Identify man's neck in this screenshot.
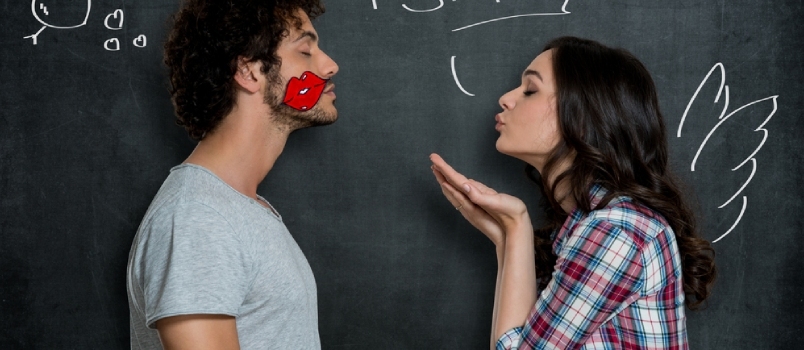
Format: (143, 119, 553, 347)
(184, 106, 290, 201)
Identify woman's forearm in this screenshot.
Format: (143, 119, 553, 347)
(491, 243, 505, 349)
(493, 216, 537, 343)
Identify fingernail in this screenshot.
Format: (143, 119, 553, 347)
(463, 184, 471, 193)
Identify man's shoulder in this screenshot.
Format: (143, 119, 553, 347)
(138, 165, 247, 231)
(155, 164, 247, 210)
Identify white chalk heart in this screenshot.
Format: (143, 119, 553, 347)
(133, 35, 147, 48)
(104, 38, 120, 51)
(104, 9, 124, 30)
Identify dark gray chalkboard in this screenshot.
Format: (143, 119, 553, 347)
(2, 0, 803, 348)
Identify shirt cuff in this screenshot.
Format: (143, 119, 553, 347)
(496, 327, 524, 350)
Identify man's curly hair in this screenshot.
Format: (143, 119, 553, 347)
(164, 0, 325, 140)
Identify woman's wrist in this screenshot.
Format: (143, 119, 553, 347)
(503, 213, 533, 240)
(495, 240, 506, 256)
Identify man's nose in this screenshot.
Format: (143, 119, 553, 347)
(319, 51, 339, 79)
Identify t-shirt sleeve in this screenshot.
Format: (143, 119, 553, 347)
(515, 217, 645, 349)
(137, 200, 250, 328)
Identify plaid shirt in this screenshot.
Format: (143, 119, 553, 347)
(497, 185, 687, 350)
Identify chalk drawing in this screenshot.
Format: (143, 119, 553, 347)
(102, 9, 147, 51)
(23, 2, 146, 50)
(103, 38, 120, 51)
(678, 62, 778, 243)
(104, 9, 123, 30)
(368, 1, 573, 96)
(452, 0, 571, 32)
(133, 35, 147, 48)
(450, 56, 475, 96)
(403, 0, 444, 13)
(24, 0, 92, 45)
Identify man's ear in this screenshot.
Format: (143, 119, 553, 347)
(233, 57, 262, 93)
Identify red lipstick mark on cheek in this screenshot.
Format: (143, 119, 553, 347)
(282, 71, 329, 111)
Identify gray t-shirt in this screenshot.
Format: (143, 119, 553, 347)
(126, 164, 320, 349)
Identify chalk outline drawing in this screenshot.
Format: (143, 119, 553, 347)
(370, 1, 572, 95)
(102, 8, 147, 51)
(402, 0, 444, 13)
(133, 35, 147, 48)
(24, 0, 92, 45)
(677, 62, 778, 243)
(449, 0, 571, 95)
(450, 56, 474, 96)
(374, 1, 572, 30)
(104, 38, 120, 51)
(104, 9, 124, 30)
(452, 0, 571, 32)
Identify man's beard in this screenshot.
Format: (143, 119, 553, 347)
(263, 69, 337, 131)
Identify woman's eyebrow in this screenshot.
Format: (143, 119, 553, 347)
(293, 30, 318, 43)
(522, 69, 543, 82)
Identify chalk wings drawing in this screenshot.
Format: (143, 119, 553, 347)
(677, 63, 778, 243)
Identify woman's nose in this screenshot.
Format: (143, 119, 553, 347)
(499, 89, 517, 110)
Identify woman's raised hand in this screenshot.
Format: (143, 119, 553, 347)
(430, 153, 530, 247)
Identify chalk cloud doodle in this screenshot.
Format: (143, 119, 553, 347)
(24, 0, 91, 45)
(678, 63, 778, 243)
(23, 1, 146, 50)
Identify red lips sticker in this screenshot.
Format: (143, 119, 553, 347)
(282, 71, 329, 111)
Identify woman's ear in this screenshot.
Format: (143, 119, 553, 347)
(233, 57, 262, 93)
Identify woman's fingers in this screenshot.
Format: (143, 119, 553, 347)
(432, 166, 449, 186)
(430, 153, 469, 190)
(462, 182, 498, 209)
(467, 179, 498, 195)
(431, 154, 499, 198)
(434, 169, 470, 210)
(430, 159, 506, 245)
(431, 155, 501, 210)
(463, 182, 528, 223)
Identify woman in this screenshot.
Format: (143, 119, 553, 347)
(430, 36, 716, 349)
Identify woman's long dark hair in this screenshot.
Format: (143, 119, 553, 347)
(531, 36, 716, 309)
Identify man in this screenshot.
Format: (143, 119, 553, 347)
(126, 1, 338, 349)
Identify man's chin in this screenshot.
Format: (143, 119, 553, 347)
(315, 105, 338, 125)
(315, 112, 338, 126)
(299, 107, 337, 128)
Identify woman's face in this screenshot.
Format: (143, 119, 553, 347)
(495, 49, 560, 171)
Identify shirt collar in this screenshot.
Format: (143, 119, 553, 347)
(552, 183, 609, 251)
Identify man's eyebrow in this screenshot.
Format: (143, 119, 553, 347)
(523, 69, 543, 82)
(293, 30, 318, 43)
